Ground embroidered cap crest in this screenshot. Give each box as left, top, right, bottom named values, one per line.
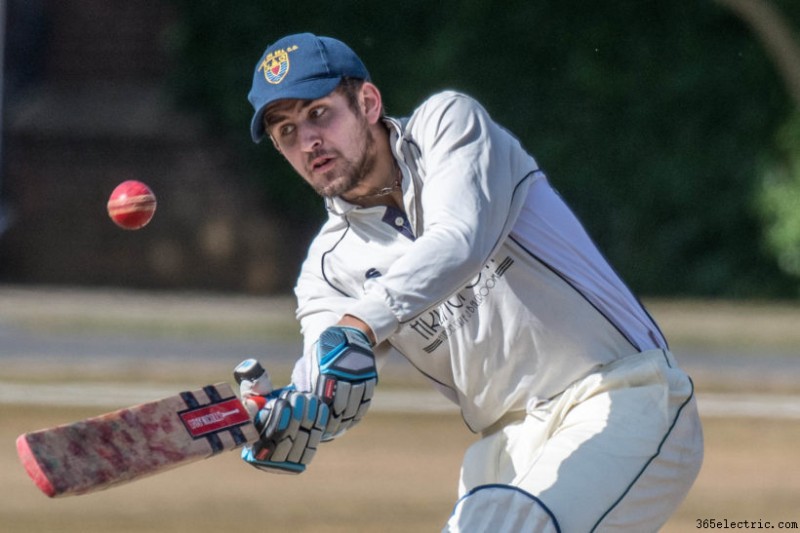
left=258, top=45, right=298, bottom=85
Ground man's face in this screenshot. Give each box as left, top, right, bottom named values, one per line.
left=264, top=90, right=378, bottom=200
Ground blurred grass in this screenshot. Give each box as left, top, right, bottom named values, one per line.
left=2, top=405, right=799, bottom=532
left=0, top=285, right=298, bottom=341
left=664, top=418, right=800, bottom=532
left=649, top=299, right=800, bottom=349
left=4, top=285, right=800, bottom=349
left=4, top=287, right=800, bottom=395
left=2, top=405, right=474, bottom=533
left=2, top=286, right=800, bottom=530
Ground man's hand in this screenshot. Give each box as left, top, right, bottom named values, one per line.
left=233, top=360, right=328, bottom=475
left=314, top=326, right=378, bottom=440
left=240, top=387, right=329, bottom=474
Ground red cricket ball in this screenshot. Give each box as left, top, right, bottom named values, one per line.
left=107, top=180, right=157, bottom=230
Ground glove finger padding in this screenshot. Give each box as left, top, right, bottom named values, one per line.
left=315, top=326, right=378, bottom=440
left=242, top=388, right=329, bottom=474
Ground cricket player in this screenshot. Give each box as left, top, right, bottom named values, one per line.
left=239, top=32, right=704, bottom=532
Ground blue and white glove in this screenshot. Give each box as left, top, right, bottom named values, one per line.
left=240, top=387, right=328, bottom=474
left=314, top=326, right=378, bottom=440
left=234, top=359, right=328, bottom=475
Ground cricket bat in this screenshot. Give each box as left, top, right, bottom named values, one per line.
left=16, top=382, right=260, bottom=497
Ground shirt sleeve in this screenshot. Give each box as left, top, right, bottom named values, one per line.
left=345, top=92, right=539, bottom=344
left=289, top=254, right=352, bottom=391
left=291, top=256, right=399, bottom=391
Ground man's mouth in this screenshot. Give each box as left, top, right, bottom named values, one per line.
left=310, top=155, right=335, bottom=173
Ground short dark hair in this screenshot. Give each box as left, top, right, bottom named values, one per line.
left=335, top=77, right=386, bottom=118
left=335, top=77, right=366, bottom=113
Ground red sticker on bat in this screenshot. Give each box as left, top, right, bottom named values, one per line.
left=179, top=398, right=250, bottom=438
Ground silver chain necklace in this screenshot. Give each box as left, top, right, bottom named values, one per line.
left=355, top=168, right=402, bottom=200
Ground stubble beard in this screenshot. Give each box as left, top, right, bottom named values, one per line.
left=313, top=122, right=377, bottom=199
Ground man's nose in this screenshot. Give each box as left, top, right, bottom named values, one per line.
left=299, top=124, right=322, bottom=151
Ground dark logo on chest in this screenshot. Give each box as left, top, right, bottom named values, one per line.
left=407, top=256, right=515, bottom=353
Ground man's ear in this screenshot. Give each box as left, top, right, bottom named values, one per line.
left=359, top=82, right=383, bottom=124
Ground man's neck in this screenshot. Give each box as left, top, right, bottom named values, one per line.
left=344, top=124, right=404, bottom=210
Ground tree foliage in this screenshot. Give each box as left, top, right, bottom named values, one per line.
left=759, top=112, right=800, bottom=290
left=166, top=0, right=800, bottom=298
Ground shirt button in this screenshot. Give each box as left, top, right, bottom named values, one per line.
left=394, top=217, right=405, bottom=227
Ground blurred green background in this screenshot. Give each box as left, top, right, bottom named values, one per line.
left=4, top=5, right=800, bottom=530
left=3, top=0, right=800, bottom=299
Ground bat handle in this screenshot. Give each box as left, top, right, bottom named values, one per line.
left=235, top=359, right=273, bottom=418
left=234, top=358, right=266, bottom=383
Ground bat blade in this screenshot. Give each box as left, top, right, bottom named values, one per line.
left=16, top=382, right=258, bottom=497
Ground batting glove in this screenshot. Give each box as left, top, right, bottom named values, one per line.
left=314, top=326, right=378, bottom=440
left=241, top=386, right=329, bottom=475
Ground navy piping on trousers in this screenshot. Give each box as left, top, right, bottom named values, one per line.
left=589, top=374, right=696, bottom=532
left=449, top=483, right=562, bottom=533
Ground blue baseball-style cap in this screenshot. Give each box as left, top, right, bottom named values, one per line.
left=248, top=33, right=370, bottom=143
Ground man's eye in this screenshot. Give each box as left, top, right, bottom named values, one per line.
left=278, top=124, right=295, bottom=137
left=310, top=107, right=327, bottom=119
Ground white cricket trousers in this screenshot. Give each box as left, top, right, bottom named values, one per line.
left=443, top=349, right=704, bottom=532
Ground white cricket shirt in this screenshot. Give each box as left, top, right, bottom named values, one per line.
left=291, top=91, right=667, bottom=432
